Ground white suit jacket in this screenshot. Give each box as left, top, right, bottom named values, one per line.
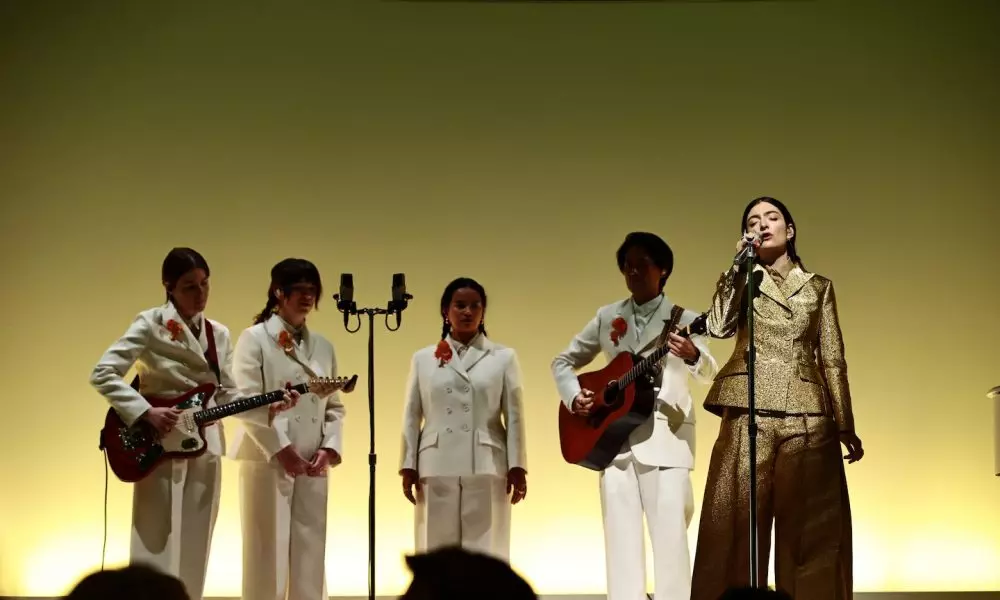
left=551, top=295, right=718, bottom=469
left=226, top=314, right=346, bottom=463
left=399, top=335, right=527, bottom=479
left=89, top=302, right=248, bottom=457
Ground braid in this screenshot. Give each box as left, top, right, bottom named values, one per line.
left=441, top=319, right=451, bottom=340
left=253, top=295, right=279, bottom=325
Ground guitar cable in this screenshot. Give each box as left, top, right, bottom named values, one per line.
left=101, top=448, right=109, bottom=571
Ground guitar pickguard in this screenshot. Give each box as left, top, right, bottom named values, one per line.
left=159, top=408, right=205, bottom=454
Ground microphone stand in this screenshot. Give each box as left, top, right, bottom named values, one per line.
left=740, top=243, right=760, bottom=588
left=335, top=287, right=411, bottom=600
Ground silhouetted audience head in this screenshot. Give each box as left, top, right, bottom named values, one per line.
left=719, top=586, right=793, bottom=600
left=65, top=564, right=189, bottom=600
left=399, top=546, right=536, bottom=600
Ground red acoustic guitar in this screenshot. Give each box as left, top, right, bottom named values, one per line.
left=558, top=313, right=707, bottom=471
left=100, top=375, right=358, bottom=482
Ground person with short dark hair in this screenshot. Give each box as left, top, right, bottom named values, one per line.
left=399, top=277, right=527, bottom=562
left=399, top=547, right=537, bottom=600
left=89, top=249, right=295, bottom=600
left=65, top=564, right=190, bottom=600
left=228, top=258, right=347, bottom=600
left=551, top=232, right=718, bottom=600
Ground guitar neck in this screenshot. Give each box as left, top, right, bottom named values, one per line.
left=194, top=383, right=309, bottom=425
left=620, top=345, right=672, bottom=388
left=619, top=317, right=704, bottom=387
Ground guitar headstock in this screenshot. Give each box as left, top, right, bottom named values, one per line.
left=676, top=313, right=708, bottom=338
left=306, top=374, right=359, bottom=397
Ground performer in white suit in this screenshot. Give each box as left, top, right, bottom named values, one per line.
left=89, top=248, right=297, bottom=600
left=551, top=232, right=719, bottom=600
left=399, top=277, right=527, bottom=562
left=228, top=258, right=348, bottom=600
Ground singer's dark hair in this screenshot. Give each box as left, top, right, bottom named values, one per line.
left=440, top=277, right=488, bottom=339
left=616, top=232, right=673, bottom=292
left=162, top=247, right=210, bottom=304
left=252, top=258, right=323, bottom=324
left=741, top=196, right=805, bottom=269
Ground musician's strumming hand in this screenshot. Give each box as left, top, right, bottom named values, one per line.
left=275, top=445, right=311, bottom=477
left=571, top=389, right=596, bottom=416
left=142, top=407, right=182, bottom=436
left=667, top=332, right=700, bottom=363
left=507, top=467, right=527, bottom=505
left=400, top=468, right=420, bottom=505
left=306, top=448, right=339, bottom=476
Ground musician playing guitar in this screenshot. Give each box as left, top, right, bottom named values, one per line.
left=550, top=232, right=718, bottom=600
left=89, top=248, right=298, bottom=600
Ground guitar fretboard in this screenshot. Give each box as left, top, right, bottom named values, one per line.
left=616, top=317, right=705, bottom=388
left=619, top=345, right=672, bottom=388
left=194, top=383, right=309, bottom=424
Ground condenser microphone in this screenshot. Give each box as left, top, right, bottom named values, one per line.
left=335, top=273, right=355, bottom=327
left=390, top=273, right=412, bottom=324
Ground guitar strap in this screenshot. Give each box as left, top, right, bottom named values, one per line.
left=203, top=319, right=221, bottom=383
left=128, top=319, right=221, bottom=390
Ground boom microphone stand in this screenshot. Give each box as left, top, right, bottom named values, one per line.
left=334, top=273, right=413, bottom=600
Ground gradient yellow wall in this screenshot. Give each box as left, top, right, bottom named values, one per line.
left=1, top=0, right=998, bottom=596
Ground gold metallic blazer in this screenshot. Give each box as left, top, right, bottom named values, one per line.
left=704, top=263, right=855, bottom=433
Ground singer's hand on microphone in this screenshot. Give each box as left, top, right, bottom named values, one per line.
left=736, top=232, right=761, bottom=253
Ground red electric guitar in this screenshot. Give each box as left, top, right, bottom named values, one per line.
left=100, top=375, right=358, bottom=482
left=558, top=312, right=707, bottom=471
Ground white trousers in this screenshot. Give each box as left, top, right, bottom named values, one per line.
left=130, top=453, right=221, bottom=600
left=415, top=475, right=510, bottom=562
left=238, top=461, right=329, bottom=600
left=599, top=449, right=695, bottom=600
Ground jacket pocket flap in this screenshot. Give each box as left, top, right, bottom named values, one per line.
left=418, top=431, right=438, bottom=451
left=476, top=429, right=504, bottom=449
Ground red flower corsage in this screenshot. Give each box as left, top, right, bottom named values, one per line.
left=278, top=330, right=295, bottom=353
left=610, top=316, right=628, bottom=347
left=434, top=339, right=453, bottom=367
left=165, top=319, right=185, bottom=342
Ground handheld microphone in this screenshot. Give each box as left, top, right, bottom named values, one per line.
left=733, top=232, right=760, bottom=265
left=390, top=273, right=412, bottom=324
left=335, top=273, right=355, bottom=327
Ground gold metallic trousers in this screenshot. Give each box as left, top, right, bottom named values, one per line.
left=691, top=410, right=852, bottom=600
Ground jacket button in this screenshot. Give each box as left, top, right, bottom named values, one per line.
left=461, top=424, right=469, bottom=431
left=446, top=387, right=452, bottom=393
left=295, top=416, right=301, bottom=422
left=463, top=405, right=470, bottom=412
left=446, top=427, right=453, bottom=433
left=312, top=417, right=318, bottom=423
left=446, top=407, right=453, bottom=414
left=462, top=385, right=470, bottom=392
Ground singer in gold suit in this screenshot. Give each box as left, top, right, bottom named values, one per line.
left=690, top=197, right=864, bottom=600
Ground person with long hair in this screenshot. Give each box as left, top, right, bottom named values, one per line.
left=690, top=197, right=864, bottom=600
left=551, top=232, right=718, bottom=600
left=228, top=258, right=348, bottom=600
left=89, top=248, right=296, bottom=600
left=399, top=277, right=527, bottom=562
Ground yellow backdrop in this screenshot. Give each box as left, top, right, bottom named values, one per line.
left=1, top=0, right=998, bottom=596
